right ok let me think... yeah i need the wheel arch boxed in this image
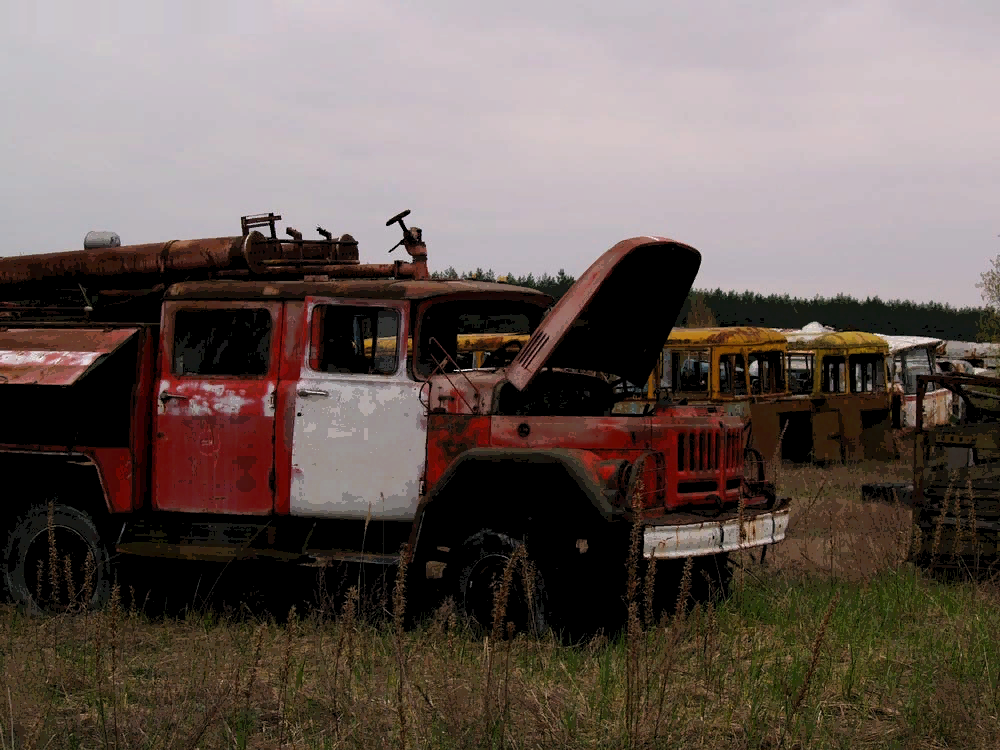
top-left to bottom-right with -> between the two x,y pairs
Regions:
0,450 -> 117,524
411,447 -> 621,562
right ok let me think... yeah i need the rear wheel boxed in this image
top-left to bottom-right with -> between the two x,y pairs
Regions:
3,502 -> 113,614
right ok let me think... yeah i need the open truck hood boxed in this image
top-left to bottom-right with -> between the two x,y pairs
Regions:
506,236 -> 701,390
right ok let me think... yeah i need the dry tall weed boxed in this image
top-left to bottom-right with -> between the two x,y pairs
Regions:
778,589 -> 840,748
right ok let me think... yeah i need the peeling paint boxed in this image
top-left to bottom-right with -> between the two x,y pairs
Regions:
290,368 -> 427,520
0,328 -> 139,385
643,508 -> 789,558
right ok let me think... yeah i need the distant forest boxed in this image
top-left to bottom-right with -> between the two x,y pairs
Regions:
432,267 -> 986,341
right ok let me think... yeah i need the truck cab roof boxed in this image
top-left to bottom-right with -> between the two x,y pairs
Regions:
164,278 -> 553,304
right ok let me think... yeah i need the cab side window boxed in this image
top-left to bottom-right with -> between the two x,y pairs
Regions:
310,305 -> 400,375
173,308 -> 272,376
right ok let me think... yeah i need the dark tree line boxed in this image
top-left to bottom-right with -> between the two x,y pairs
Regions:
433,268 -> 986,341
431,266 -> 577,300
677,289 -> 983,340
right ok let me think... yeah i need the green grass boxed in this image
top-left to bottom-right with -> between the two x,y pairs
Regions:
3,564 -> 1000,749
3,458 -> 999,748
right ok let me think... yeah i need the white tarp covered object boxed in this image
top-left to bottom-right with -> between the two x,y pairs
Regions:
870,333 -> 951,428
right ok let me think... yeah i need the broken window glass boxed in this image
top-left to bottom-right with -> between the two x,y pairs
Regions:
173,308 -> 272,376
672,349 -> 710,392
787,354 -> 814,395
720,354 -> 747,395
310,305 -> 400,375
901,349 -> 934,394
749,351 -> 785,394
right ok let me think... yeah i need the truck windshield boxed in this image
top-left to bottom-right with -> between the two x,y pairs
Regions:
901,349 -> 934,394
414,300 -> 545,378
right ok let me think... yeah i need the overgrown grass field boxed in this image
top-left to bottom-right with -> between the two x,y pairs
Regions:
3,456 -> 1000,749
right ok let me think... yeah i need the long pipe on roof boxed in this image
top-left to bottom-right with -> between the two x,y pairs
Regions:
0,236 -> 254,287
0,233 -> 429,287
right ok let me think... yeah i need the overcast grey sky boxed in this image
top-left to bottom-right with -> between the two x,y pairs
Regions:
1,1 -> 997,308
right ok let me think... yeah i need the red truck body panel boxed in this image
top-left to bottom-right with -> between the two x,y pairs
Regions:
0,220 -> 787,578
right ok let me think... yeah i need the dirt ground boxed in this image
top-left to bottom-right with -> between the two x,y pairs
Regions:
760,442 -> 916,581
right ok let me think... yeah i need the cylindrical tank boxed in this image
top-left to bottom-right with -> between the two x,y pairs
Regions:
84,231 -> 121,249
0,236 -> 250,286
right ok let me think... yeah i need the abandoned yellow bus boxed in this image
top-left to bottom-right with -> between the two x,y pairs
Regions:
780,329 -> 894,462
654,327 -> 791,458
623,326 -> 895,463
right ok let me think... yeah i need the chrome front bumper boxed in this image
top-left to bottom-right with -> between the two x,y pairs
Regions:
643,508 -> 790,559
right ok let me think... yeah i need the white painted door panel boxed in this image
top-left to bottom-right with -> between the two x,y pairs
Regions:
290,373 -> 427,520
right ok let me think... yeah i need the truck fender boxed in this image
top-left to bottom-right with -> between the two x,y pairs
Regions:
410,447 -> 621,560
0,451 -> 117,516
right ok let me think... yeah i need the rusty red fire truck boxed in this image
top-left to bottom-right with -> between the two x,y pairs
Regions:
0,211 -> 789,629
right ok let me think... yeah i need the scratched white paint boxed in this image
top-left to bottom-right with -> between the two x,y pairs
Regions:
262,382 -> 276,418
211,392 -> 254,415
0,350 -> 101,366
157,378 -> 270,416
290,370 -> 427,520
901,388 -> 952,429
186,399 -> 213,416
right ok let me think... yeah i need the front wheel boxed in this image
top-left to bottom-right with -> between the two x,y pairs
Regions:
3,502 -> 113,614
450,529 -> 550,636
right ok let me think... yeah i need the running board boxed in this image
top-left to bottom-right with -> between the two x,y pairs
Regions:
115,518 -> 401,566
116,542 -> 401,566
303,550 -> 401,566
116,541 -> 309,563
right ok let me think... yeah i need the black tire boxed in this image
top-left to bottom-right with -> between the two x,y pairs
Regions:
3,502 -> 113,614
451,529 -> 550,636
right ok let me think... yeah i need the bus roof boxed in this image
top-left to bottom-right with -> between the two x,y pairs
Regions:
784,330 -> 888,351
667,326 -> 787,348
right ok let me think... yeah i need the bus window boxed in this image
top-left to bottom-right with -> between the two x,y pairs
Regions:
821,356 -> 847,394
849,353 -> 886,393
720,354 -> 747,395
787,354 -> 814,395
749,351 -> 785,394
672,349 -> 710,392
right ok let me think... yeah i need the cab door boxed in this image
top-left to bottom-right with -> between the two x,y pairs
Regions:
289,297 -> 427,520
152,301 -> 282,514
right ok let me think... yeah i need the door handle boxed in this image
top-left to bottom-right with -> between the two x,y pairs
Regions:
160,391 -> 189,401
297,388 -> 329,397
